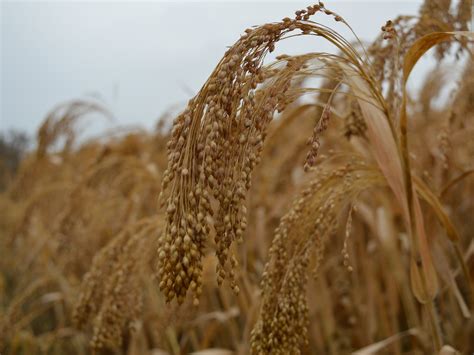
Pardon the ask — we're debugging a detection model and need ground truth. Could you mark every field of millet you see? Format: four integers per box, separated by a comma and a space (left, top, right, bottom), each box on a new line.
1, 1, 473, 354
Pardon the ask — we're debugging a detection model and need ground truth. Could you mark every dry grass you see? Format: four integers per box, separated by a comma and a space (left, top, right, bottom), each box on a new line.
1, 1, 473, 354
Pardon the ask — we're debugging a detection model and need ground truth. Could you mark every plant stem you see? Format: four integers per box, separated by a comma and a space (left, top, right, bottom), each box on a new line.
426, 300, 442, 352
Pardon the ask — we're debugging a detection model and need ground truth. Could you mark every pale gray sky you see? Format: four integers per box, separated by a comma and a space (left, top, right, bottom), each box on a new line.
1, 1, 424, 136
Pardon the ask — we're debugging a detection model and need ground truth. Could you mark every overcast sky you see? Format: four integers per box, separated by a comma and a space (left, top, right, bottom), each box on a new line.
1, 1, 425, 136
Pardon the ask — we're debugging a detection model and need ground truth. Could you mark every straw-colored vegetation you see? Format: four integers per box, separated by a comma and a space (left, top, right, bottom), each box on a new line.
1, 1, 473, 354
